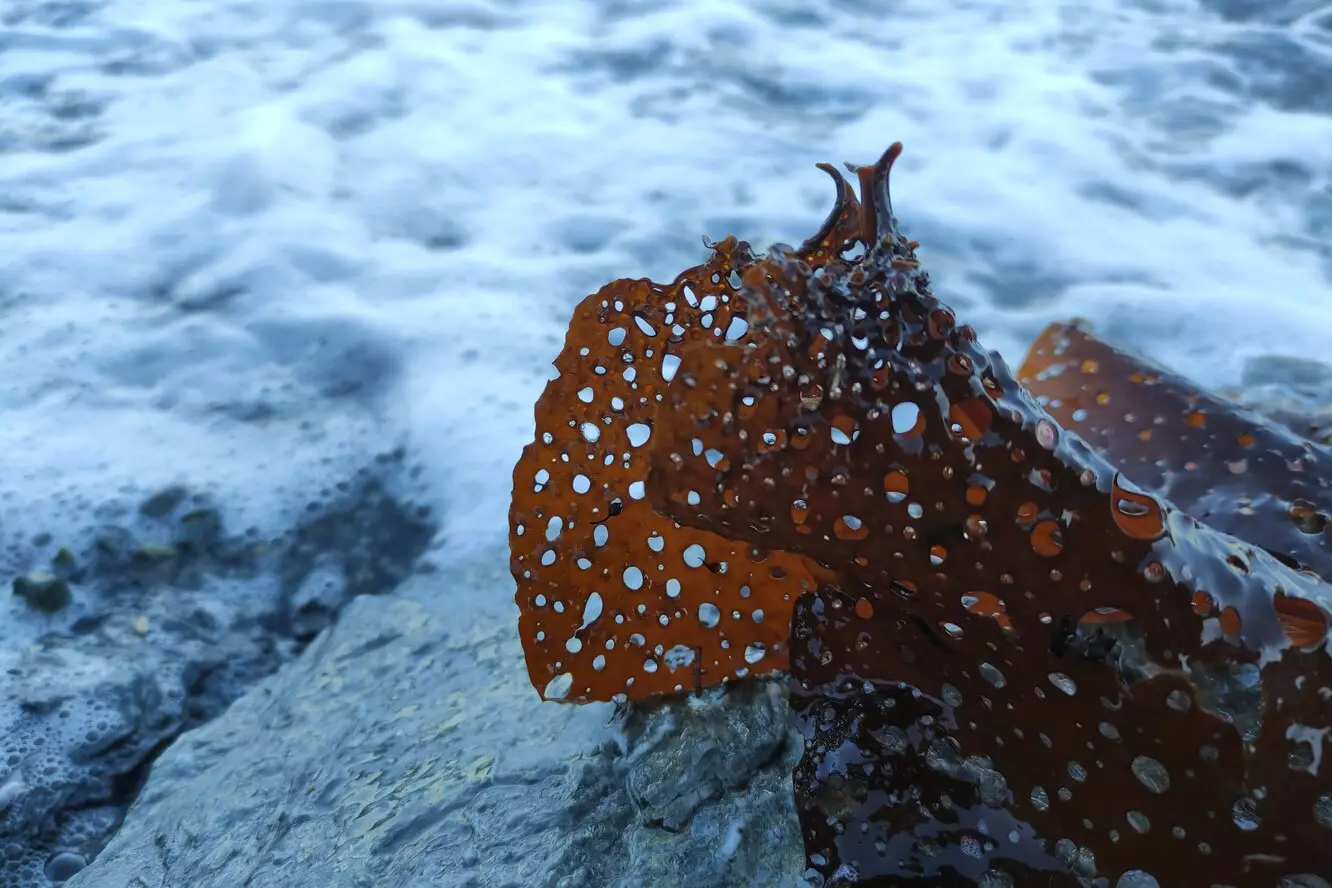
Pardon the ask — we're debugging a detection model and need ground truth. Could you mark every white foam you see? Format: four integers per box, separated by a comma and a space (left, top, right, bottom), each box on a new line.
0, 0, 1328, 594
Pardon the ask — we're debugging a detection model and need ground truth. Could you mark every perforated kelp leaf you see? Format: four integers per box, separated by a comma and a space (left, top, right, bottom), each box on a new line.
645, 145, 1332, 885
510, 235, 848, 703
1019, 320, 1332, 583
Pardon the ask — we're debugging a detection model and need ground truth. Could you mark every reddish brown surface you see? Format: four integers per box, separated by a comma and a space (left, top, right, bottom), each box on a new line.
643, 146, 1332, 885
509, 143, 1332, 884
509, 236, 848, 703
1018, 321, 1332, 581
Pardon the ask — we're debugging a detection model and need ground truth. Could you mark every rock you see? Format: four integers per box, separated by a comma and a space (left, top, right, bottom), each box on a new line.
12, 571, 73, 613
66, 568, 806, 888
1239, 354, 1332, 395
0, 456, 437, 888
1222, 356, 1332, 444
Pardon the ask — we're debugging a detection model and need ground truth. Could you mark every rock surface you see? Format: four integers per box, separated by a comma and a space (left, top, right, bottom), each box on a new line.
65, 560, 807, 888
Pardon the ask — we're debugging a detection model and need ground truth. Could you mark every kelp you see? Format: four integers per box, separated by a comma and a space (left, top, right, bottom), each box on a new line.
508, 229, 845, 703
509, 143, 1332, 885
1019, 320, 1332, 583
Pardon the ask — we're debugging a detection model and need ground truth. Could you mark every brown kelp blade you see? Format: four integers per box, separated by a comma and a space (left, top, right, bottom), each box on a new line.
508, 223, 870, 702
1019, 320, 1332, 581
507, 154, 872, 704
644, 146, 1332, 884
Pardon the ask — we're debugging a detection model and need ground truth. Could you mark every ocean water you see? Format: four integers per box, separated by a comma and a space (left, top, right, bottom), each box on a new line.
1, 0, 1330, 617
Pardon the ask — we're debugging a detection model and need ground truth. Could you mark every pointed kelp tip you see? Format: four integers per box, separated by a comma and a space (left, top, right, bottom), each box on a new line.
844, 141, 905, 246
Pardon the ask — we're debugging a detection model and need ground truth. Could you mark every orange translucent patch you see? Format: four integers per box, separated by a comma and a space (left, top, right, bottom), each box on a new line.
1030, 520, 1064, 557
1273, 591, 1328, 648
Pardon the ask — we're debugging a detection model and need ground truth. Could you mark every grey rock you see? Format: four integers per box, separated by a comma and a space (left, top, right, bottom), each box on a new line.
66, 571, 806, 888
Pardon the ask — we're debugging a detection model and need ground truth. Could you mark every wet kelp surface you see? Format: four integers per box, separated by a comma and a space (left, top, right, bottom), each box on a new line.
508, 233, 836, 704
1019, 320, 1332, 583
509, 144, 1332, 886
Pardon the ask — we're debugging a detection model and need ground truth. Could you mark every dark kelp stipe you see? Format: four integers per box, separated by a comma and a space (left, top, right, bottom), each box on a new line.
510, 144, 1332, 885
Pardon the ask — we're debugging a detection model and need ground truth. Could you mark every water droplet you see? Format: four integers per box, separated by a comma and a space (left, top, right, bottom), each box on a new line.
891, 402, 921, 435
835, 514, 868, 540
1131, 756, 1170, 794
884, 470, 910, 502
1290, 499, 1328, 534
43, 853, 87, 884
1315, 792, 1332, 829
1111, 473, 1165, 541
1048, 673, 1077, 696
1031, 520, 1063, 557
979, 662, 1007, 689
1036, 419, 1058, 450
1232, 797, 1261, 831
964, 515, 989, 540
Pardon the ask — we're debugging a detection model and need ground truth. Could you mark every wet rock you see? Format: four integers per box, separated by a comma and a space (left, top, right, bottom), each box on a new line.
12, 571, 73, 613
66, 570, 806, 888
0, 456, 436, 888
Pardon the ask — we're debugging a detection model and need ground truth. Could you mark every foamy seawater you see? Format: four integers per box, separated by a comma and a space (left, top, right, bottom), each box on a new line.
1, 0, 1330, 595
